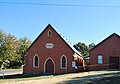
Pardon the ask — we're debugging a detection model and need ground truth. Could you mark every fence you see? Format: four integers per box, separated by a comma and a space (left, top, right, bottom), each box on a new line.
78, 63, 119, 71
0, 72, 4, 78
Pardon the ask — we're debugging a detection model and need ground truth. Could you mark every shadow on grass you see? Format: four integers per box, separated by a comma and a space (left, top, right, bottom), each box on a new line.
0, 74, 42, 79
60, 72, 120, 84
0, 73, 74, 79
0, 70, 120, 83
0, 73, 59, 79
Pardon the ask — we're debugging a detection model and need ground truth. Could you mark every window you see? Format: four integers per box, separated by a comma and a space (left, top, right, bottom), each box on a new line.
72, 60, 77, 67
33, 55, 39, 68
98, 55, 103, 64
61, 55, 67, 69
48, 30, 52, 36
45, 43, 54, 48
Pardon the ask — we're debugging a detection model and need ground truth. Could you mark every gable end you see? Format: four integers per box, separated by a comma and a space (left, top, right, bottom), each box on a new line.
27, 24, 81, 57
90, 33, 120, 52
27, 24, 52, 51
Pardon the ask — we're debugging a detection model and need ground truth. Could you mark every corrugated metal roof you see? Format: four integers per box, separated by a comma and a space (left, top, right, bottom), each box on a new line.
50, 24, 82, 56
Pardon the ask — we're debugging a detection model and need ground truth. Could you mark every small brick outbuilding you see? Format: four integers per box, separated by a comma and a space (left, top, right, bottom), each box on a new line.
90, 33, 120, 70
23, 24, 84, 74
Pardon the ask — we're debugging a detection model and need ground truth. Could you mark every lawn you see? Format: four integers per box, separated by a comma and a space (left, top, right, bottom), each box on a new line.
61, 70, 120, 84
92, 75, 120, 84
0, 70, 120, 84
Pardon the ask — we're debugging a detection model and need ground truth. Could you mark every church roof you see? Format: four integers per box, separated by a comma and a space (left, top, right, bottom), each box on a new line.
27, 24, 81, 56
90, 33, 120, 51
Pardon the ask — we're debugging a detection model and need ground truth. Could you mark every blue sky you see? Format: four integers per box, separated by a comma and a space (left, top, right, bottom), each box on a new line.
0, 0, 120, 45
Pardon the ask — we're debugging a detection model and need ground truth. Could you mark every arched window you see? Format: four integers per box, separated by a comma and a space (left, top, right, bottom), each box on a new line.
61, 55, 67, 69
33, 55, 39, 68
48, 30, 52, 36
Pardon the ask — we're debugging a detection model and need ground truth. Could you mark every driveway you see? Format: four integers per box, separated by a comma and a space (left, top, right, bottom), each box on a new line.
0, 69, 23, 76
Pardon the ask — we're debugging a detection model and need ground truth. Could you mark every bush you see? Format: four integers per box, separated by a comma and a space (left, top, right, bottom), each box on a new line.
12, 61, 22, 68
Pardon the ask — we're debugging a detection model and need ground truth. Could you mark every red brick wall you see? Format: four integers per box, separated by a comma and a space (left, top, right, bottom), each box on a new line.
24, 25, 83, 74
90, 34, 120, 70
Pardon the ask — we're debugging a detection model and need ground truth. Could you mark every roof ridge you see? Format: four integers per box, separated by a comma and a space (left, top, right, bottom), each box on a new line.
48, 24, 82, 56
90, 32, 120, 51
27, 24, 82, 56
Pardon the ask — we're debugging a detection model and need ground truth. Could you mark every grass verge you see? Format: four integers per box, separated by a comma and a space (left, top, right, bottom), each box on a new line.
0, 70, 120, 84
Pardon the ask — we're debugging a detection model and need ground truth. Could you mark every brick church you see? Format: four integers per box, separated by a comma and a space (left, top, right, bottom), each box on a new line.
23, 24, 84, 74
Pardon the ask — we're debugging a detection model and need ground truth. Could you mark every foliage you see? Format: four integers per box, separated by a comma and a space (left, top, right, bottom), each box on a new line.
0, 29, 32, 68
3, 34, 19, 61
0, 30, 6, 64
18, 37, 32, 64
73, 42, 95, 56
88, 43, 95, 50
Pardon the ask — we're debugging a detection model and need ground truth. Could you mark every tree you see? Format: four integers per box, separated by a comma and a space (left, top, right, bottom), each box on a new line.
0, 30, 6, 67
2, 34, 19, 68
73, 42, 89, 56
88, 43, 95, 50
18, 37, 32, 64
0, 29, 32, 68
73, 42, 95, 57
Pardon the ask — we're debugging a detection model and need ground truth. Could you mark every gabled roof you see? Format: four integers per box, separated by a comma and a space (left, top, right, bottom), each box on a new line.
27, 24, 81, 56
90, 33, 120, 51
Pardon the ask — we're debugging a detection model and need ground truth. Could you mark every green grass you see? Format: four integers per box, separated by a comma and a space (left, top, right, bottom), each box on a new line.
0, 74, 46, 83
89, 73, 119, 84
0, 74, 39, 79
92, 75, 120, 84
0, 73, 55, 83
61, 71, 120, 84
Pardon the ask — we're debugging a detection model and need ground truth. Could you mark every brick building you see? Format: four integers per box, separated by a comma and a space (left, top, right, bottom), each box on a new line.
23, 24, 84, 74
90, 33, 120, 70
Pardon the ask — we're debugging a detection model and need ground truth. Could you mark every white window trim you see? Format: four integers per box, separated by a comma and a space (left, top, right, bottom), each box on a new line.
33, 54, 39, 68
72, 61, 77, 68
47, 30, 52, 36
45, 43, 54, 48
98, 55, 103, 64
60, 55, 67, 69
44, 57, 55, 73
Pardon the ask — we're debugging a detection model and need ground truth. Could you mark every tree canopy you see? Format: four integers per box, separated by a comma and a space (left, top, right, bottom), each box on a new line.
73, 42, 95, 57
0, 30, 32, 68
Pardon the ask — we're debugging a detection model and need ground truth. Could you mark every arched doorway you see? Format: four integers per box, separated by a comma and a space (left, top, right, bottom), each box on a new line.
44, 58, 55, 74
